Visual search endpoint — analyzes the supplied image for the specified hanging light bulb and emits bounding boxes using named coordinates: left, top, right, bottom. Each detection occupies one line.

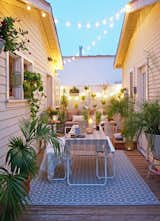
left=109, top=23, right=114, bottom=28
left=77, top=22, right=82, bottom=29
left=125, top=4, right=132, bottom=13
left=102, top=18, right=107, bottom=25
left=95, top=21, right=100, bottom=28
left=92, top=41, right=96, bottom=46
left=26, top=5, right=31, bottom=10
left=103, top=30, right=107, bottom=35
left=65, top=21, right=71, bottom=27
left=41, top=12, right=46, bottom=17
left=115, top=13, right=120, bottom=20
left=86, top=22, right=91, bottom=29
left=54, top=18, right=58, bottom=24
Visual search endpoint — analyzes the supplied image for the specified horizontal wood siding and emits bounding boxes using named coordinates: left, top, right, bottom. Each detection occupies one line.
left=122, top=3, right=160, bottom=101
left=0, top=1, right=57, bottom=166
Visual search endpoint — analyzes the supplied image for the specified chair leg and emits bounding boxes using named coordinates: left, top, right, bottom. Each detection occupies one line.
left=96, top=152, right=115, bottom=179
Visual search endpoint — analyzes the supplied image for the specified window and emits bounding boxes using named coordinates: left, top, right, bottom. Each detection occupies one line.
left=24, top=59, right=32, bottom=72
left=8, top=53, right=33, bottom=100
left=9, top=53, right=22, bottom=99
left=129, top=71, right=133, bottom=98
left=137, top=65, right=147, bottom=104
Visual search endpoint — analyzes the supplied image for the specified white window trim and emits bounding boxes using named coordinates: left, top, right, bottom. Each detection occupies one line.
left=136, top=60, right=148, bottom=102
left=6, top=52, right=34, bottom=102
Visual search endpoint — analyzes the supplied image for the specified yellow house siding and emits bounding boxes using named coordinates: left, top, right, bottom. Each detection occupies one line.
left=0, top=1, right=58, bottom=166
left=122, top=3, right=160, bottom=102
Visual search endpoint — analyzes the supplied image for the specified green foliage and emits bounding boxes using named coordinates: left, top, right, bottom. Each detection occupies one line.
left=6, top=137, right=37, bottom=178
left=23, top=71, right=45, bottom=119
left=142, top=101, right=160, bottom=135
left=0, top=17, right=29, bottom=53
left=69, top=86, right=79, bottom=94
left=0, top=167, right=28, bottom=221
left=123, top=112, right=143, bottom=141
left=106, top=96, right=133, bottom=119
left=96, top=111, right=102, bottom=125
left=81, top=95, right=86, bottom=101
left=123, top=101, right=160, bottom=145
left=60, top=94, right=68, bottom=110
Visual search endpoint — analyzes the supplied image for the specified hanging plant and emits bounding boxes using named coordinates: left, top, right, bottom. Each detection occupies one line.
left=69, top=86, right=79, bottom=95
left=23, top=71, right=45, bottom=119
left=0, top=17, right=29, bottom=53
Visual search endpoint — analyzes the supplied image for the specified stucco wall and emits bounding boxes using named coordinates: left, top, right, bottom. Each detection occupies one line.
left=59, top=56, right=121, bottom=86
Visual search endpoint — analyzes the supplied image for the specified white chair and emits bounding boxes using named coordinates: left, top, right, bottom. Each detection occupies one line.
left=39, top=137, right=66, bottom=181
left=96, top=136, right=115, bottom=179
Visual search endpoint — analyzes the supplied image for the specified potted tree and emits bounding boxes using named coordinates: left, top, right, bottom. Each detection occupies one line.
left=0, top=167, right=28, bottom=221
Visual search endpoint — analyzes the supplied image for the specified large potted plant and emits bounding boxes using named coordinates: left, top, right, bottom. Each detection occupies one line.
left=0, top=17, right=29, bottom=53
left=141, top=101, right=160, bottom=159
left=6, top=117, right=60, bottom=192
left=123, top=101, right=160, bottom=154
left=0, top=167, right=28, bottom=221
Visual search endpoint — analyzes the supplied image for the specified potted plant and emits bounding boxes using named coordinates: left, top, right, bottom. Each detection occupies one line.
left=0, top=167, right=28, bottom=221
left=141, top=101, right=160, bottom=159
left=95, top=111, right=102, bottom=130
left=6, top=117, right=60, bottom=192
left=123, top=101, right=160, bottom=153
left=6, top=136, right=37, bottom=192
left=46, top=107, right=59, bottom=121
left=0, top=17, right=29, bottom=53
left=69, top=86, right=80, bottom=96
left=123, top=111, right=142, bottom=150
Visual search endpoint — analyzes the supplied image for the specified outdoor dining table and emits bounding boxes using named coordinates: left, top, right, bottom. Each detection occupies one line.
left=65, top=128, right=115, bottom=186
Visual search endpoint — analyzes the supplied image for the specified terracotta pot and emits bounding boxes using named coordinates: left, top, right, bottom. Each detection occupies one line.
left=24, top=177, right=31, bottom=193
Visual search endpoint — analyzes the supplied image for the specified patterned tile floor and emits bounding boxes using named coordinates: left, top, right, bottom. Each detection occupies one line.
left=29, top=151, right=160, bottom=205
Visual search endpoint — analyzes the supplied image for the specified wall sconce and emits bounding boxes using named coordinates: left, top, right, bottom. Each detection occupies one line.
left=48, top=57, right=53, bottom=62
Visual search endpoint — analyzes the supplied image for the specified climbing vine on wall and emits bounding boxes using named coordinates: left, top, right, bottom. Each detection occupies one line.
left=23, top=71, right=45, bottom=119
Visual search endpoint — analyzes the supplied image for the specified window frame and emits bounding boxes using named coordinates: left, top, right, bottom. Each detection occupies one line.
left=6, top=52, right=33, bottom=102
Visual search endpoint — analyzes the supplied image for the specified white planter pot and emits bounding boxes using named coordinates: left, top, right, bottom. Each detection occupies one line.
left=145, top=133, right=160, bottom=160
left=0, top=38, right=5, bottom=53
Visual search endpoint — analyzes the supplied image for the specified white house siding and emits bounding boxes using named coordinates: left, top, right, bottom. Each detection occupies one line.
left=0, top=1, right=57, bottom=166
left=122, top=3, right=160, bottom=102
left=121, top=3, right=160, bottom=158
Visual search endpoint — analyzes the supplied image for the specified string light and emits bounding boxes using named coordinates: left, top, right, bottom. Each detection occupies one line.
left=77, top=22, right=82, bottom=28
left=86, top=22, right=91, bottom=29
left=65, top=21, right=71, bottom=27
left=26, top=5, right=31, bottom=10
left=62, top=3, right=131, bottom=65
left=41, top=12, right=46, bottom=17
left=102, top=19, right=107, bottom=25
left=54, top=4, right=128, bottom=30
left=95, top=21, right=100, bottom=28
left=54, top=18, right=58, bottom=24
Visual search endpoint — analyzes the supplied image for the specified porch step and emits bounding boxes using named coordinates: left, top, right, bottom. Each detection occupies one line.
left=21, top=205, right=160, bottom=221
